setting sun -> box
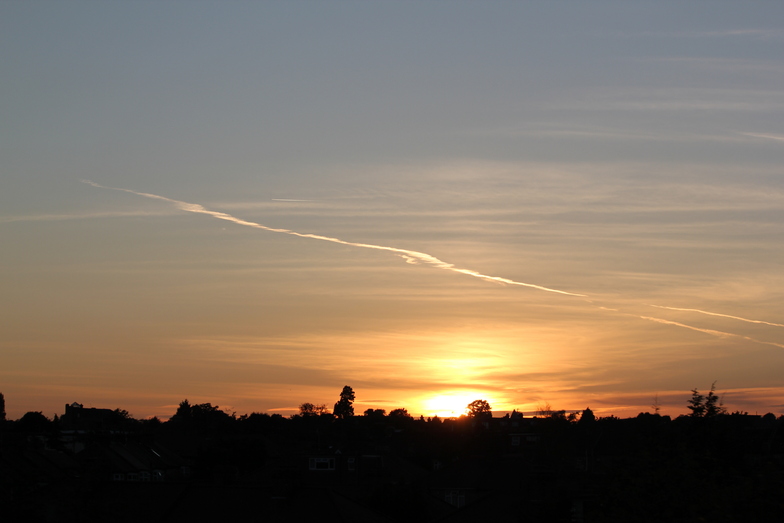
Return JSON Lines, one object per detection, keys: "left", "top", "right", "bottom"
{"left": 3, "top": 0, "right": 784, "bottom": 425}
{"left": 422, "top": 392, "right": 496, "bottom": 418}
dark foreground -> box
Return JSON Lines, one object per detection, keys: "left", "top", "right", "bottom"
{"left": 2, "top": 407, "right": 783, "bottom": 522}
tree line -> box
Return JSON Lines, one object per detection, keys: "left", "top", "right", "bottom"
{"left": 0, "top": 382, "right": 761, "bottom": 429}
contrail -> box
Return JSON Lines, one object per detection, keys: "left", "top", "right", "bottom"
{"left": 649, "top": 305, "right": 784, "bottom": 328}
{"left": 82, "top": 180, "right": 784, "bottom": 348}
{"left": 741, "top": 132, "right": 784, "bottom": 143}
{"left": 639, "top": 315, "right": 784, "bottom": 349}
{"left": 81, "top": 180, "right": 586, "bottom": 297}
{"left": 0, "top": 210, "right": 168, "bottom": 223}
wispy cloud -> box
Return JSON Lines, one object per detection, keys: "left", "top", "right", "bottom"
{"left": 0, "top": 210, "right": 173, "bottom": 224}
{"left": 649, "top": 305, "right": 784, "bottom": 328}
{"left": 740, "top": 132, "right": 784, "bottom": 143}
{"left": 81, "top": 180, "right": 585, "bottom": 297}
{"left": 468, "top": 122, "right": 772, "bottom": 146}
{"left": 639, "top": 315, "right": 784, "bottom": 350}
{"left": 650, "top": 56, "right": 784, "bottom": 74}
{"left": 545, "top": 88, "right": 784, "bottom": 113}
{"left": 694, "top": 29, "right": 780, "bottom": 38}
{"left": 83, "top": 180, "right": 784, "bottom": 350}
{"left": 635, "top": 28, "right": 782, "bottom": 40}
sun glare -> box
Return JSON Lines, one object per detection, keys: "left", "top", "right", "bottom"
{"left": 422, "top": 392, "right": 495, "bottom": 418}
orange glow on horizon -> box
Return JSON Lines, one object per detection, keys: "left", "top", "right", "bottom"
{"left": 420, "top": 391, "right": 500, "bottom": 418}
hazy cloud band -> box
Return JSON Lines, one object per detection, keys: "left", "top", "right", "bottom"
{"left": 81, "top": 180, "right": 585, "bottom": 297}
{"left": 83, "top": 180, "right": 784, "bottom": 349}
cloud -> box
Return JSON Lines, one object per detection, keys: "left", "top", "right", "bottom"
{"left": 740, "top": 132, "right": 784, "bottom": 143}
{"left": 650, "top": 57, "right": 784, "bottom": 74}
{"left": 466, "top": 122, "right": 776, "bottom": 146}
{"left": 0, "top": 210, "right": 173, "bottom": 223}
{"left": 649, "top": 305, "right": 784, "bottom": 328}
{"left": 83, "top": 180, "right": 784, "bottom": 350}
{"left": 542, "top": 88, "right": 784, "bottom": 113}
{"left": 639, "top": 315, "right": 784, "bottom": 350}
{"left": 81, "top": 180, "right": 586, "bottom": 297}
{"left": 684, "top": 29, "right": 781, "bottom": 39}
{"left": 634, "top": 28, "right": 782, "bottom": 40}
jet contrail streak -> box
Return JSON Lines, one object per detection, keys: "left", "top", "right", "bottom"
{"left": 82, "top": 180, "right": 784, "bottom": 349}
{"left": 81, "top": 180, "right": 586, "bottom": 297}
{"left": 649, "top": 305, "right": 784, "bottom": 328}
{"left": 639, "top": 316, "right": 784, "bottom": 349}
{"left": 741, "top": 132, "right": 784, "bottom": 143}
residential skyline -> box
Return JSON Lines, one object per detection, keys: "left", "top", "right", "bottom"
{"left": 2, "top": 2, "right": 784, "bottom": 420}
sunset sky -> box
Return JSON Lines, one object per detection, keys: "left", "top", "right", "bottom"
{"left": 3, "top": 2, "right": 784, "bottom": 420}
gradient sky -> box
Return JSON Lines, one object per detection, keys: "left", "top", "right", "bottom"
{"left": 3, "top": 1, "right": 784, "bottom": 420}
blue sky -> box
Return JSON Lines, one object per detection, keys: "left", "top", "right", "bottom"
{"left": 2, "top": 1, "right": 784, "bottom": 419}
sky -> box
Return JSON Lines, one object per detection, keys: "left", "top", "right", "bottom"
{"left": 2, "top": 1, "right": 784, "bottom": 421}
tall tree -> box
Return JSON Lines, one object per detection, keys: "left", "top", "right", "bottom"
{"left": 173, "top": 399, "right": 192, "bottom": 421}
{"left": 333, "top": 385, "right": 355, "bottom": 419}
{"left": 704, "top": 382, "right": 725, "bottom": 418}
{"left": 687, "top": 383, "right": 725, "bottom": 418}
{"left": 687, "top": 388, "right": 706, "bottom": 417}
{"left": 466, "top": 399, "right": 492, "bottom": 419}
{"left": 579, "top": 407, "right": 596, "bottom": 424}
{"left": 651, "top": 394, "right": 661, "bottom": 414}
{"left": 0, "top": 392, "right": 5, "bottom": 423}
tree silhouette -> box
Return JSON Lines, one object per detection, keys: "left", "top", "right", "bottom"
{"left": 688, "top": 382, "right": 725, "bottom": 418}
{"left": 389, "top": 408, "right": 411, "bottom": 418}
{"left": 299, "top": 402, "right": 330, "bottom": 416}
{"left": 170, "top": 399, "right": 232, "bottom": 429}
{"left": 364, "top": 408, "right": 386, "bottom": 419}
{"left": 651, "top": 393, "right": 661, "bottom": 414}
{"left": 687, "top": 388, "right": 705, "bottom": 417}
{"left": 579, "top": 407, "right": 596, "bottom": 424}
{"left": 703, "top": 382, "right": 725, "bottom": 418}
{"left": 173, "top": 399, "right": 193, "bottom": 421}
{"left": 333, "top": 385, "right": 355, "bottom": 419}
{"left": 0, "top": 392, "right": 5, "bottom": 423}
{"left": 536, "top": 402, "right": 554, "bottom": 417}
{"left": 466, "top": 399, "right": 492, "bottom": 419}
{"left": 17, "top": 411, "right": 52, "bottom": 433}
